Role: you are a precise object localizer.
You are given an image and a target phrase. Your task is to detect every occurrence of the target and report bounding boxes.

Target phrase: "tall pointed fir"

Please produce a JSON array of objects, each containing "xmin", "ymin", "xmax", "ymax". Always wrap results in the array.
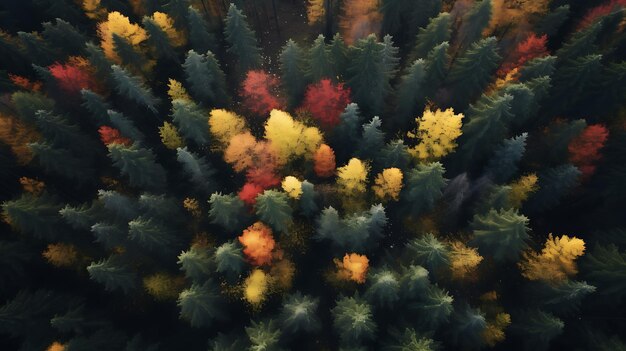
[
  {"xmin": 330, "ymin": 103, "xmax": 362, "ymax": 164},
  {"xmin": 307, "ymin": 34, "xmax": 334, "ymax": 82},
  {"xmin": 209, "ymin": 193, "xmax": 248, "ymax": 232},
  {"xmin": 107, "ymin": 110, "xmax": 145, "ymax": 143},
  {"xmin": 183, "ymin": 49, "xmax": 227, "ymax": 107},
  {"xmin": 394, "ymin": 59, "xmax": 427, "ymax": 130},
  {"xmin": 357, "ymin": 116, "xmax": 385, "ymax": 161},
  {"xmin": 329, "ymin": 33, "xmax": 349, "ymax": 80},
  {"xmin": 526, "ymin": 164, "xmax": 581, "ymax": 212},
  {"xmin": 170, "ymin": 99, "xmax": 210, "ymax": 145},
  {"xmin": 401, "ymin": 162, "xmax": 447, "ymax": 216},
  {"xmin": 255, "ymin": 190, "xmax": 293, "ymax": 233},
  {"xmin": 142, "ymin": 15, "xmax": 178, "ymax": 62},
  {"xmin": 176, "ymin": 147, "xmax": 216, "ymax": 193},
  {"xmin": 423, "ymin": 41, "xmax": 450, "ymax": 95},
  {"xmin": 110, "ymin": 65, "xmax": 159, "ymax": 113},
  {"xmin": 224, "ymin": 4, "xmax": 261, "ymax": 73},
  {"xmin": 348, "ymin": 34, "xmax": 389, "ymax": 116},
  {"xmin": 457, "ymin": 0, "xmax": 492, "ymax": 51},
  {"xmin": 2, "ymin": 193, "xmax": 65, "ymax": 241},
  {"xmin": 112, "ymin": 33, "xmax": 148, "ymax": 75},
  {"xmin": 485, "ymin": 133, "xmax": 528, "ymax": 183},
  {"xmin": 87, "ymin": 255, "xmax": 138, "ymax": 294},
  {"xmin": 411, "ymin": 12, "xmax": 452, "ymax": 60},
  {"xmin": 107, "ymin": 143, "xmax": 167, "ymax": 191},
  {"xmin": 187, "ymin": 6, "xmax": 216, "ymax": 55},
  {"xmin": 178, "ymin": 280, "xmax": 225, "ymax": 328},
  {"xmin": 279, "ymin": 39, "xmax": 307, "ymax": 108},
  {"xmin": 470, "ymin": 208, "xmax": 530, "ymax": 262}
]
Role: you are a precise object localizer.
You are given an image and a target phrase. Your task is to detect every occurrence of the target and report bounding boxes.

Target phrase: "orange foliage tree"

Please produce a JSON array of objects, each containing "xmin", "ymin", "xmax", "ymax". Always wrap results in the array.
[
  {"xmin": 339, "ymin": 0, "xmax": 382, "ymax": 45},
  {"xmin": 334, "ymin": 253, "xmax": 369, "ymax": 283},
  {"xmin": 240, "ymin": 70, "xmax": 285, "ymax": 115},
  {"xmin": 568, "ymin": 124, "xmax": 609, "ymax": 179},
  {"xmin": 499, "ymin": 33, "xmax": 548, "ymax": 76},
  {"xmin": 0, "ymin": 114, "xmax": 41, "ymax": 164},
  {"xmin": 313, "ymin": 144, "xmax": 337, "ymax": 177},
  {"xmin": 238, "ymin": 222, "xmax": 277, "ymax": 266},
  {"xmin": 49, "ymin": 58, "xmax": 97, "ymax": 94},
  {"xmin": 301, "ymin": 79, "xmax": 351, "ymax": 129},
  {"xmin": 98, "ymin": 126, "xmax": 131, "ymax": 146}
]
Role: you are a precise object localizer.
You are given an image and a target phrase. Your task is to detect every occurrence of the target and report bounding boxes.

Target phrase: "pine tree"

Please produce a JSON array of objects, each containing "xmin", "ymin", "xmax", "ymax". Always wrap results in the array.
[
  {"xmin": 2, "ymin": 193, "xmax": 65, "ymax": 240},
  {"xmin": 384, "ymin": 328, "xmax": 438, "ymax": 350},
  {"xmin": 255, "ymin": 190, "xmax": 293, "ymax": 233},
  {"xmin": 401, "ymin": 162, "xmax": 447, "ymax": 216},
  {"xmin": 485, "ymin": 133, "xmax": 528, "ymax": 183},
  {"xmin": 450, "ymin": 305, "xmax": 487, "ymax": 349},
  {"xmin": 97, "ymin": 189, "xmax": 139, "ymax": 222},
  {"xmin": 29, "ymin": 142, "xmax": 94, "ymax": 181},
  {"xmin": 423, "ymin": 41, "xmax": 450, "ymax": 95},
  {"xmin": 11, "ymin": 91, "xmax": 55, "ymax": 125},
  {"xmin": 400, "ymin": 265, "xmax": 431, "ymax": 299},
  {"xmin": 34, "ymin": 110, "xmax": 97, "ymax": 156},
  {"xmin": 299, "ymin": 180, "xmax": 318, "ymax": 217},
  {"xmin": 91, "ymin": 222, "xmax": 128, "ymax": 250},
  {"xmin": 142, "ymin": 16, "xmax": 178, "ymax": 62},
  {"xmin": 348, "ymin": 34, "xmax": 389, "ymax": 115},
  {"xmin": 209, "ymin": 192, "xmax": 249, "ymax": 232},
  {"xmin": 470, "ymin": 208, "xmax": 530, "ymax": 262},
  {"xmin": 183, "ymin": 50, "xmax": 227, "ymax": 106},
  {"xmin": 526, "ymin": 164, "xmax": 581, "ymax": 212},
  {"xmin": 178, "ymin": 280, "xmax": 225, "ymax": 328},
  {"xmin": 214, "ymin": 240, "xmax": 246, "ymax": 281},
  {"xmin": 107, "ymin": 143, "xmax": 167, "ymax": 191},
  {"xmin": 307, "ymin": 34, "xmax": 334, "ymax": 81},
  {"xmin": 458, "ymin": 0, "xmax": 492, "ymax": 50},
  {"xmin": 178, "ymin": 247, "xmax": 212, "ymax": 282},
  {"xmin": 224, "ymin": 3, "xmax": 261, "ymax": 72},
  {"xmin": 518, "ymin": 56, "xmax": 556, "ymax": 82},
  {"xmin": 279, "ymin": 39, "xmax": 307, "ymax": 107},
  {"xmin": 0, "ymin": 290, "xmax": 66, "ymax": 340},
  {"xmin": 110, "ymin": 65, "xmax": 159, "ymax": 113},
  {"xmin": 412, "ymin": 12, "xmax": 451, "ymax": 60},
  {"xmin": 377, "ymin": 140, "xmax": 411, "ymax": 171},
  {"xmin": 408, "ymin": 0, "xmax": 442, "ymax": 31},
  {"xmin": 170, "ymin": 99, "xmax": 210, "ymax": 145},
  {"xmin": 176, "ymin": 147, "xmax": 216, "ymax": 193},
  {"xmin": 394, "ymin": 59, "xmax": 427, "ymax": 130},
  {"xmin": 164, "ymin": 0, "xmax": 190, "ymax": 29},
  {"xmin": 583, "ymin": 244, "xmax": 626, "ymax": 302},
  {"xmin": 330, "ymin": 103, "xmax": 362, "ymax": 163},
  {"xmin": 414, "ymin": 284, "xmax": 454, "ymax": 328},
  {"xmin": 246, "ymin": 319, "xmax": 283, "ymax": 350},
  {"xmin": 552, "ymin": 54, "xmax": 603, "ymax": 112},
  {"xmin": 107, "ymin": 109, "xmax": 145, "ymax": 144},
  {"xmin": 280, "ymin": 292, "xmax": 320, "ymax": 334},
  {"xmin": 329, "ymin": 33, "xmax": 349, "ymax": 80},
  {"xmin": 85, "ymin": 42, "xmax": 113, "ymax": 86},
  {"xmin": 366, "ymin": 268, "xmax": 400, "ymax": 307},
  {"xmin": 331, "ymin": 295, "xmax": 377, "ymax": 343},
  {"xmin": 41, "ymin": 19, "xmax": 86, "ymax": 56},
  {"xmin": 112, "ymin": 34, "xmax": 148, "ymax": 75},
  {"xmin": 536, "ymin": 5, "xmax": 570, "ymax": 37},
  {"xmin": 128, "ymin": 216, "xmax": 179, "ymax": 254},
  {"xmin": 17, "ymin": 31, "xmax": 55, "ymax": 66},
  {"xmin": 538, "ymin": 280, "xmax": 596, "ymax": 314},
  {"xmin": 381, "ymin": 34, "xmax": 400, "ymax": 81},
  {"xmin": 357, "ymin": 116, "xmax": 385, "ymax": 161},
  {"xmin": 87, "ymin": 255, "xmax": 138, "ymax": 294},
  {"xmin": 187, "ymin": 6, "xmax": 216, "ymax": 55},
  {"xmin": 81, "ymin": 89, "xmax": 111, "ymax": 126},
  {"xmin": 447, "ymin": 37, "xmax": 501, "ymax": 108},
  {"xmin": 513, "ymin": 310, "xmax": 563, "ymax": 351},
  {"xmin": 406, "ymin": 233, "xmax": 450, "ymax": 273},
  {"xmin": 555, "ymin": 21, "xmax": 600, "ymax": 63}
]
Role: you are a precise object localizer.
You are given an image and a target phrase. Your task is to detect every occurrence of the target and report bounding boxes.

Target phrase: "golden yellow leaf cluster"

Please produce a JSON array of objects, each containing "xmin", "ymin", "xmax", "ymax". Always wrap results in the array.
[
  {"xmin": 282, "ymin": 176, "xmax": 303, "ymax": 199},
  {"xmin": 408, "ymin": 107, "xmax": 464, "ymax": 161},
  {"xmin": 167, "ymin": 79, "xmax": 191, "ymax": 101},
  {"xmin": 372, "ymin": 167, "xmax": 403, "ymax": 201},
  {"xmin": 508, "ymin": 173, "xmax": 538, "ymax": 208},
  {"xmin": 264, "ymin": 110, "xmax": 323, "ymax": 164},
  {"xmin": 208, "ymin": 109, "xmax": 248, "ymax": 146},
  {"xmin": 159, "ymin": 122, "xmax": 184, "ymax": 149},
  {"xmin": 520, "ymin": 234, "xmax": 586, "ymax": 283},
  {"xmin": 337, "ymin": 158, "xmax": 369, "ymax": 196},
  {"xmin": 449, "ymin": 241, "xmax": 483, "ymax": 280},
  {"xmin": 97, "ymin": 11, "xmax": 147, "ymax": 62}
]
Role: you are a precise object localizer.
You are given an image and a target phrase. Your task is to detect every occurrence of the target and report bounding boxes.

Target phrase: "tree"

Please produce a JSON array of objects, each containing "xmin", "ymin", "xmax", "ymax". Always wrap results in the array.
[
  {"xmin": 246, "ymin": 319, "xmax": 282, "ymax": 350},
  {"xmin": 142, "ymin": 15, "xmax": 178, "ymax": 62},
  {"xmin": 41, "ymin": 18, "xmax": 86, "ymax": 56},
  {"xmin": 81, "ymin": 89, "xmax": 111, "ymax": 126},
  {"xmin": 307, "ymin": 35, "xmax": 333, "ymax": 81},
  {"xmin": 449, "ymin": 305, "xmax": 487, "ymax": 349},
  {"xmin": 48, "ymin": 60, "xmax": 96, "ymax": 95},
  {"xmin": 384, "ymin": 328, "xmax": 439, "ymax": 351},
  {"xmin": 537, "ymin": 280, "xmax": 596, "ymax": 314},
  {"xmin": 208, "ymin": 109, "xmax": 248, "ymax": 147},
  {"xmin": 187, "ymin": 6, "xmax": 216, "ymax": 54},
  {"xmin": 377, "ymin": 140, "xmax": 411, "ymax": 171},
  {"xmin": 241, "ymin": 70, "xmax": 285, "ymax": 115},
  {"xmin": 279, "ymin": 39, "xmax": 307, "ymax": 107},
  {"xmin": 107, "ymin": 143, "xmax": 167, "ymax": 191},
  {"xmin": 457, "ymin": 0, "xmax": 492, "ymax": 50},
  {"xmin": 414, "ymin": 284, "xmax": 454, "ymax": 328},
  {"xmin": 394, "ymin": 59, "xmax": 427, "ymax": 130},
  {"xmin": 332, "ymin": 295, "xmax": 377, "ymax": 343},
  {"xmin": 329, "ymin": 33, "xmax": 349, "ymax": 79},
  {"xmin": 176, "ymin": 147, "xmax": 216, "ymax": 193},
  {"xmin": 255, "ymin": 190, "xmax": 293, "ymax": 233},
  {"xmin": 518, "ymin": 56, "xmax": 556, "ymax": 82},
  {"xmin": 2, "ymin": 193, "xmax": 64, "ymax": 240},
  {"xmin": 449, "ymin": 241, "xmax": 483, "ymax": 280},
  {"xmin": 302, "ymin": 79, "xmax": 351, "ymax": 129},
  {"xmin": 423, "ymin": 41, "xmax": 450, "ymax": 93},
  {"xmin": 178, "ymin": 280, "xmax": 225, "ymax": 328},
  {"xmin": 29, "ymin": 142, "xmax": 94, "ymax": 182},
  {"xmin": 183, "ymin": 50, "xmax": 227, "ymax": 106},
  {"xmin": 583, "ymin": 244, "xmax": 626, "ymax": 302},
  {"xmin": 526, "ymin": 164, "xmax": 581, "ymax": 212},
  {"xmin": 372, "ymin": 168, "xmax": 403, "ymax": 201},
  {"xmin": 282, "ymin": 176, "xmax": 303, "ymax": 199},
  {"xmin": 447, "ymin": 37, "xmax": 501, "ymax": 108},
  {"xmin": 499, "ymin": 33, "xmax": 548, "ymax": 76},
  {"xmin": 111, "ymin": 65, "xmax": 159, "ymax": 113},
  {"xmin": 357, "ymin": 116, "xmax": 385, "ymax": 161},
  {"xmin": 280, "ymin": 292, "xmax": 320, "ymax": 334},
  {"xmin": 128, "ymin": 216, "xmax": 178, "ymax": 255},
  {"xmin": 568, "ymin": 124, "xmax": 609, "ymax": 179},
  {"xmin": 11, "ymin": 91, "xmax": 54, "ymax": 125},
  {"xmin": 159, "ymin": 122, "xmax": 184, "ymax": 149},
  {"xmin": 107, "ymin": 110, "xmax": 145, "ymax": 144},
  {"xmin": 337, "ymin": 158, "xmax": 369, "ymax": 197},
  {"xmin": 238, "ymin": 222, "xmax": 276, "ymax": 266},
  {"xmin": 513, "ymin": 310, "xmax": 563, "ymax": 351},
  {"xmin": 209, "ymin": 193, "xmax": 248, "ymax": 232},
  {"xmin": 407, "ymin": 107, "xmax": 464, "ymax": 161},
  {"xmin": 401, "ymin": 162, "xmax": 447, "ymax": 216},
  {"xmin": 552, "ymin": 54, "xmax": 603, "ymax": 112},
  {"xmin": 329, "ymin": 103, "xmax": 362, "ymax": 163},
  {"xmin": 313, "ymin": 144, "xmax": 336, "ymax": 177},
  {"xmin": 177, "ymin": 247, "xmax": 212, "ymax": 282},
  {"xmin": 87, "ymin": 255, "xmax": 138, "ymax": 294},
  {"xmin": 348, "ymin": 34, "xmax": 389, "ymax": 115},
  {"xmin": 412, "ymin": 12, "xmax": 451, "ymax": 60},
  {"xmin": 406, "ymin": 233, "xmax": 450, "ymax": 273},
  {"xmin": 520, "ymin": 234, "xmax": 585, "ymax": 283},
  {"xmin": 224, "ymin": 4, "xmax": 261, "ymax": 72},
  {"xmin": 264, "ymin": 109, "xmax": 322, "ymax": 164},
  {"xmin": 470, "ymin": 208, "xmax": 530, "ymax": 262},
  {"xmin": 366, "ymin": 267, "xmax": 400, "ymax": 307},
  {"xmin": 97, "ymin": 11, "xmax": 147, "ymax": 62},
  {"xmin": 171, "ymin": 99, "xmax": 210, "ymax": 145},
  {"xmin": 307, "ymin": 0, "xmax": 325, "ymax": 25},
  {"xmin": 317, "ymin": 205, "xmax": 387, "ymax": 252},
  {"xmin": 485, "ymin": 133, "xmax": 528, "ymax": 183},
  {"xmin": 214, "ymin": 240, "xmax": 246, "ymax": 281},
  {"xmin": 536, "ymin": 5, "xmax": 570, "ymax": 37},
  {"xmin": 299, "ymin": 180, "xmax": 319, "ymax": 217}
]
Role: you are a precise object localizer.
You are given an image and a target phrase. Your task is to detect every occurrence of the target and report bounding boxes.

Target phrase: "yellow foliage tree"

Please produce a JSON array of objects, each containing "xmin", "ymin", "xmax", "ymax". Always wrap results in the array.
[
  {"xmin": 143, "ymin": 273, "xmax": 185, "ymax": 301},
  {"xmin": 282, "ymin": 176, "xmax": 303, "ymax": 199},
  {"xmin": 151, "ymin": 12, "xmax": 186, "ymax": 47},
  {"xmin": 208, "ymin": 109, "xmax": 248, "ymax": 147},
  {"xmin": 372, "ymin": 167, "xmax": 403, "ymax": 201},
  {"xmin": 482, "ymin": 313, "xmax": 512, "ymax": 347},
  {"xmin": 223, "ymin": 132, "xmax": 259, "ymax": 172},
  {"xmin": 508, "ymin": 173, "xmax": 538, "ymax": 208},
  {"xmin": 336, "ymin": 158, "xmax": 369, "ymax": 196},
  {"xmin": 269, "ymin": 258, "xmax": 296, "ymax": 290},
  {"xmin": 520, "ymin": 234, "xmax": 586, "ymax": 283},
  {"xmin": 489, "ymin": 0, "xmax": 550, "ymax": 33},
  {"xmin": 244, "ymin": 269, "xmax": 270, "ymax": 307},
  {"xmin": 307, "ymin": 0, "xmax": 325, "ymax": 25},
  {"xmin": 159, "ymin": 121, "xmax": 184, "ymax": 149},
  {"xmin": 167, "ymin": 79, "xmax": 191, "ymax": 101},
  {"xmin": 81, "ymin": 0, "xmax": 106, "ymax": 20},
  {"xmin": 42, "ymin": 243, "xmax": 79, "ymax": 268},
  {"xmin": 46, "ymin": 341, "xmax": 66, "ymax": 351},
  {"xmin": 407, "ymin": 107, "xmax": 464, "ymax": 161},
  {"xmin": 183, "ymin": 197, "xmax": 201, "ymax": 217},
  {"xmin": 449, "ymin": 241, "xmax": 483, "ymax": 280},
  {"xmin": 97, "ymin": 11, "xmax": 147, "ymax": 62},
  {"xmin": 264, "ymin": 109, "xmax": 323, "ymax": 165},
  {"xmin": 0, "ymin": 113, "xmax": 41, "ymax": 165}
]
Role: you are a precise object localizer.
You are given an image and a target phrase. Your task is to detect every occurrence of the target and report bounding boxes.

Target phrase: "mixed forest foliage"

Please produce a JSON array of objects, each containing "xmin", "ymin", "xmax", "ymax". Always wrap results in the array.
[{"xmin": 1, "ymin": 0, "xmax": 626, "ymax": 350}]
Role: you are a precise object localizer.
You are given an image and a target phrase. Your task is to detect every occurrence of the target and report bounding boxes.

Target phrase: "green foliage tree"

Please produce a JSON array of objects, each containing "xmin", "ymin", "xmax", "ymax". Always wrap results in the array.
[
  {"xmin": 536, "ymin": 5, "xmax": 570, "ymax": 37},
  {"xmin": 330, "ymin": 103, "xmax": 362, "ymax": 163},
  {"xmin": 513, "ymin": 310, "xmax": 564, "ymax": 351},
  {"xmin": 307, "ymin": 34, "xmax": 333, "ymax": 81},
  {"xmin": 411, "ymin": 12, "xmax": 451, "ymax": 60},
  {"xmin": 583, "ymin": 244, "xmax": 626, "ymax": 302},
  {"xmin": 518, "ymin": 56, "xmax": 556, "ymax": 82},
  {"xmin": 178, "ymin": 280, "xmax": 225, "ymax": 328},
  {"xmin": 107, "ymin": 143, "xmax": 167, "ymax": 191},
  {"xmin": 112, "ymin": 33, "xmax": 147, "ymax": 75},
  {"xmin": 208, "ymin": 192, "xmax": 249, "ymax": 232},
  {"xmin": 29, "ymin": 141, "xmax": 94, "ymax": 181},
  {"xmin": 87, "ymin": 255, "xmax": 138, "ymax": 294},
  {"xmin": 348, "ymin": 34, "xmax": 389, "ymax": 115},
  {"xmin": 299, "ymin": 180, "xmax": 318, "ymax": 218},
  {"xmin": 91, "ymin": 222, "xmax": 127, "ymax": 250},
  {"xmin": 526, "ymin": 164, "xmax": 581, "ymax": 212},
  {"xmin": 316, "ymin": 204, "xmax": 387, "ymax": 252},
  {"xmin": 187, "ymin": 6, "xmax": 216, "ymax": 55},
  {"xmin": 81, "ymin": 89, "xmax": 112, "ymax": 126},
  {"xmin": 178, "ymin": 246, "xmax": 212, "ymax": 282},
  {"xmin": 406, "ymin": 233, "xmax": 450, "ymax": 273},
  {"xmin": 414, "ymin": 284, "xmax": 454, "ymax": 329},
  {"xmin": 224, "ymin": 3, "xmax": 261, "ymax": 72},
  {"xmin": 357, "ymin": 116, "xmax": 385, "ymax": 161},
  {"xmin": 107, "ymin": 109, "xmax": 145, "ymax": 143},
  {"xmin": 171, "ymin": 99, "xmax": 210, "ymax": 144},
  {"xmin": 485, "ymin": 133, "xmax": 528, "ymax": 183},
  {"xmin": 332, "ymin": 295, "xmax": 377, "ymax": 344},
  {"xmin": 183, "ymin": 49, "xmax": 227, "ymax": 106},
  {"xmin": 401, "ymin": 162, "xmax": 447, "ymax": 216},
  {"xmin": 1, "ymin": 193, "xmax": 64, "ymax": 240},
  {"xmin": 279, "ymin": 292, "xmax": 321, "ymax": 334},
  {"xmin": 423, "ymin": 41, "xmax": 450, "ymax": 94},
  {"xmin": 11, "ymin": 91, "xmax": 55, "ymax": 124},
  {"xmin": 128, "ymin": 216, "xmax": 178, "ymax": 255},
  {"xmin": 142, "ymin": 16, "xmax": 178, "ymax": 62},
  {"xmin": 450, "ymin": 306, "xmax": 487, "ymax": 349},
  {"xmin": 329, "ymin": 33, "xmax": 349, "ymax": 80},
  {"xmin": 214, "ymin": 240, "xmax": 246, "ymax": 281},
  {"xmin": 365, "ymin": 267, "xmax": 400, "ymax": 307},
  {"xmin": 255, "ymin": 190, "xmax": 293, "ymax": 233},
  {"xmin": 111, "ymin": 65, "xmax": 159, "ymax": 113},
  {"xmin": 246, "ymin": 319, "xmax": 283, "ymax": 350},
  {"xmin": 470, "ymin": 208, "xmax": 530, "ymax": 262},
  {"xmin": 41, "ymin": 19, "xmax": 85, "ymax": 56},
  {"xmin": 394, "ymin": 59, "xmax": 426, "ymax": 130},
  {"xmin": 458, "ymin": 0, "xmax": 492, "ymax": 50},
  {"xmin": 280, "ymin": 39, "xmax": 307, "ymax": 107},
  {"xmin": 176, "ymin": 147, "xmax": 216, "ymax": 193}
]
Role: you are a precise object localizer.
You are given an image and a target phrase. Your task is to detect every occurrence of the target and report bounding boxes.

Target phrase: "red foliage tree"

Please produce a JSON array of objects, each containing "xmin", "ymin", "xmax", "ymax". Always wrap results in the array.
[
  {"xmin": 301, "ymin": 79, "xmax": 351, "ymax": 129},
  {"xmin": 49, "ymin": 59, "xmax": 96, "ymax": 94},
  {"xmin": 568, "ymin": 124, "xmax": 609, "ymax": 179},
  {"xmin": 578, "ymin": 0, "xmax": 626, "ymax": 30},
  {"xmin": 241, "ymin": 70, "xmax": 285, "ymax": 116},
  {"xmin": 239, "ymin": 182, "xmax": 264, "ymax": 206},
  {"xmin": 313, "ymin": 143, "xmax": 336, "ymax": 177},
  {"xmin": 499, "ymin": 33, "xmax": 548, "ymax": 77},
  {"xmin": 98, "ymin": 126, "xmax": 131, "ymax": 146}
]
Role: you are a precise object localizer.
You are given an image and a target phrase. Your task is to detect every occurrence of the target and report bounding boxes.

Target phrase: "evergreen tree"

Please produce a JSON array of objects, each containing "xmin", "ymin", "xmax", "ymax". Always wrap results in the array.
[
  {"xmin": 583, "ymin": 244, "xmax": 626, "ymax": 302},
  {"xmin": 87, "ymin": 255, "xmax": 138, "ymax": 294},
  {"xmin": 538, "ymin": 280, "xmax": 596, "ymax": 314},
  {"xmin": 555, "ymin": 21, "xmax": 600, "ymax": 63},
  {"xmin": 423, "ymin": 41, "xmax": 450, "ymax": 94},
  {"xmin": 513, "ymin": 310, "xmax": 563, "ymax": 351},
  {"xmin": 98, "ymin": 189, "xmax": 139, "ymax": 223},
  {"xmin": 365, "ymin": 268, "xmax": 400, "ymax": 308},
  {"xmin": 408, "ymin": 0, "xmax": 442, "ymax": 30},
  {"xmin": 406, "ymin": 233, "xmax": 450, "ymax": 273},
  {"xmin": 518, "ymin": 56, "xmax": 557, "ymax": 82},
  {"xmin": 42, "ymin": 19, "xmax": 85, "ymax": 55},
  {"xmin": 85, "ymin": 42, "xmax": 114, "ymax": 86},
  {"xmin": 187, "ymin": 6, "xmax": 216, "ymax": 55},
  {"xmin": 470, "ymin": 208, "xmax": 530, "ymax": 262},
  {"xmin": 178, "ymin": 247, "xmax": 212, "ymax": 282},
  {"xmin": 1, "ymin": 193, "xmax": 65, "ymax": 240},
  {"xmin": 384, "ymin": 328, "xmax": 438, "ymax": 351},
  {"xmin": 485, "ymin": 133, "xmax": 528, "ymax": 183},
  {"xmin": 401, "ymin": 162, "xmax": 447, "ymax": 216},
  {"xmin": 299, "ymin": 180, "xmax": 318, "ymax": 218},
  {"xmin": 280, "ymin": 292, "xmax": 320, "ymax": 334},
  {"xmin": 214, "ymin": 240, "xmax": 246, "ymax": 281},
  {"xmin": 11, "ymin": 91, "xmax": 55, "ymax": 124},
  {"xmin": 128, "ymin": 216, "xmax": 178, "ymax": 255},
  {"xmin": 81, "ymin": 89, "xmax": 112, "ymax": 126},
  {"xmin": 307, "ymin": 34, "xmax": 334, "ymax": 82},
  {"xmin": 91, "ymin": 222, "xmax": 128, "ymax": 250},
  {"xmin": 552, "ymin": 54, "xmax": 603, "ymax": 112},
  {"xmin": 414, "ymin": 284, "xmax": 454, "ymax": 329},
  {"xmin": 457, "ymin": 0, "xmax": 492, "ymax": 50},
  {"xmin": 107, "ymin": 109, "xmax": 145, "ymax": 143},
  {"xmin": 0, "ymin": 290, "xmax": 66, "ymax": 340},
  {"xmin": 178, "ymin": 280, "xmax": 225, "ymax": 328},
  {"xmin": 348, "ymin": 34, "xmax": 389, "ymax": 115},
  {"xmin": 34, "ymin": 110, "xmax": 97, "ymax": 155},
  {"xmin": 107, "ymin": 143, "xmax": 167, "ymax": 191},
  {"xmin": 112, "ymin": 34, "xmax": 147, "ymax": 75},
  {"xmin": 394, "ymin": 59, "xmax": 427, "ymax": 130},
  {"xmin": 183, "ymin": 49, "xmax": 227, "ymax": 106},
  {"xmin": 164, "ymin": 0, "xmax": 190, "ymax": 29},
  {"xmin": 29, "ymin": 142, "xmax": 94, "ymax": 181},
  {"xmin": 381, "ymin": 34, "xmax": 400, "ymax": 80},
  {"xmin": 279, "ymin": 39, "xmax": 307, "ymax": 107},
  {"xmin": 536, "ymin": 5, "xmax": 570, "ymax": 37},
  {"xmin": 142, "ymin": 16, "xmax": 178, "ymax": 62},
  {"xmin": 411, "ymin": 12, "xmax": 451, "ymax": 60},
  {"xmin": 176, "ymin": 147, "xmax": 216, "ymax": 193},
  {"xmin": 329, "ymin": 33, "xmax": 349, "ymax": 80},
  {"xmin": 526, "ymin": 164, "xmax": 581, "ymax": 212},
  {"xmin": 111, "ymin": 65, "xmax": 159, "ymax": 113},
  {"xmin": 376, "ymin": 140, "xmax": 411, "ymax": 171},
  {"xmin": 170, "ymin": 99, "xmax": 210, "ymax": 145},
  {"xmin": 449, "ymin": 305, "xmax": 487, "ymax": 349},
  {"xmin": 224, "ymin": 3, "xmax": 261, "ymax": 72},
  {"xmin": 332, "ymin": 295, "xmax": 377, "ymax": 344},
  {"xmin": 17, "ymin": 31, "xmax": 55, "ymax": 66},
  {"xmin": 255, "ymin": 190, "xmax": 293, "ymax": 233},
  {"xmin": 208, "ymin": 192, "xmax": 249, "ymax": 232},
  {"xmin": 357, "ymin": 116, "xmax": 385, "ymax": 161},
  {"xmin": 246, "ymin": 319, "xmax": 282, "ymax": 350},
  {"xmin": 501, "ymin": 83, "xmax": 538, "ymax": 128},
  {"xmin": 330, "ymin": 103, "xmax": 362, "ymax": 163},
  {"xmin": 400, "ymin": 265, "xmax": 431, "ymax": 299}
]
